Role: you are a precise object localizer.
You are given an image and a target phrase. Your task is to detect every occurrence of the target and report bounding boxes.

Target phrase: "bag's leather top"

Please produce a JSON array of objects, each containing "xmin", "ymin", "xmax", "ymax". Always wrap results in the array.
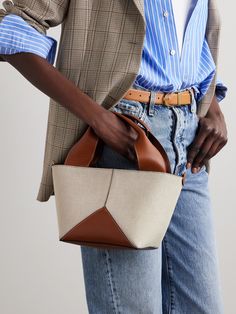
[{"xmin": 64, "ymin": 112, "xmax": 171, "ymax": 173}]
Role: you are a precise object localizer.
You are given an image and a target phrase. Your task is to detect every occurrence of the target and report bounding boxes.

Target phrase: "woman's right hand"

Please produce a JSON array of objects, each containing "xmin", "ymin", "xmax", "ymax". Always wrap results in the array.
[{"xmin": 92, "ymin": 110, "xmax": 139, "ymax": 162}]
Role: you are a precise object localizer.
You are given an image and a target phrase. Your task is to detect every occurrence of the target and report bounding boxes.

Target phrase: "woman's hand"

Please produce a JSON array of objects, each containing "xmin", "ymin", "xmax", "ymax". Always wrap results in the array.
[
  {"xmin": 92, "ymin": 110, "xmax": 139, "ymax": 162},
  {"xmin": 187, "ymin": 95, "xmax": 228, "ymax": 173}
]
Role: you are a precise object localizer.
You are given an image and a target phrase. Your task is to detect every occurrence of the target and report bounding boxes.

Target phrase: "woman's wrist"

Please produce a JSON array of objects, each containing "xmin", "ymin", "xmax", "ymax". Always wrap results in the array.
[{"xmin": 206, "ymin": 95, "xmax": 223, "ymax": 118}]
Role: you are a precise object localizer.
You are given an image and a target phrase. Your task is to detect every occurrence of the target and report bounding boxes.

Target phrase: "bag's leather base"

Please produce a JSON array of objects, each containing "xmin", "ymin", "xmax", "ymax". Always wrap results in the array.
[
  {"xmin": 60, "ymin": 206, "xmax": 135, "ymax": 248},
  {"xmin": 59, "ymin": 206, "xmax": 159, "ymax": 250}
]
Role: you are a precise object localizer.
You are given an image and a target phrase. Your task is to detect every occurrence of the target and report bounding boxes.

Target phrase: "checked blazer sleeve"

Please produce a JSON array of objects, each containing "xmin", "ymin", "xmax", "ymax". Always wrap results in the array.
[{"xmin": 0, "ymin": 0, "xmax": 70, "ymax": 63}]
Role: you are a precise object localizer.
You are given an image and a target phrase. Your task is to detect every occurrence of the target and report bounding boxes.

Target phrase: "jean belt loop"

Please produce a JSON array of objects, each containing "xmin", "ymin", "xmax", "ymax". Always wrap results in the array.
[
  {"xmin": 187, "ymin": 87, "xmax": 196, "ymax": 113},
  {"xmin": 148, "ymin": 90, "xmax": 156, "ymax": 116}
]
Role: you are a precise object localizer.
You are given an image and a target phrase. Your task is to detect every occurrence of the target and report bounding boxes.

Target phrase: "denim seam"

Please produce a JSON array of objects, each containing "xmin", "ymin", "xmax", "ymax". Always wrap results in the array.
[
  {"xmin": 141, "ymin": 111, "xmax": 149, "ymax": 124},
  {"xmin": 139, "ymin": 106, "xmax": 152, "ymax": 129},
  {"xmin": 163, "ymin": 237, "xmax": 176, "ymax": 313},
  {"xmin": 169, "ymin": 107, "xmax": 180, "ymax": 175},
  {"xmin": 104, "ymin": 250, "xmax": 122, "ymax": 314}
]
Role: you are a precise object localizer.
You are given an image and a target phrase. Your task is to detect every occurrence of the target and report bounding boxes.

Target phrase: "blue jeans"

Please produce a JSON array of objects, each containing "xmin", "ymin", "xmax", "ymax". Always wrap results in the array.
[{"xmin": 80, "ymin": 85, "xmax": 224, "ymax": 314}]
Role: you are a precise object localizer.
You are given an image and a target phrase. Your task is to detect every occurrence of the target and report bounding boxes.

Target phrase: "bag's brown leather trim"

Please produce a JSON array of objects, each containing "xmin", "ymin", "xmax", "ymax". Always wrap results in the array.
[
  {"xmin": 64, "ymin": 112, "xmax": 171, "ymax": 173},
  {"xmin": 60, "ymin": 206, "xmax": 135, "ymax": 248}
]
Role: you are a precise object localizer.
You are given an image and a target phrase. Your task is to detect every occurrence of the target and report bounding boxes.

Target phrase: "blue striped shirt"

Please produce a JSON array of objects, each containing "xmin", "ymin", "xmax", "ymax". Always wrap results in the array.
[
  {"xmin": 0, "ymin": 14, "xmax": 57, "ymax": 65},
  {"xmin": 0, "ymin": 4, "xmax": 227, "ymax": 103},
  {"xmin": 133, "ymin": 0, "xmax": 227, "ymax": 102}
]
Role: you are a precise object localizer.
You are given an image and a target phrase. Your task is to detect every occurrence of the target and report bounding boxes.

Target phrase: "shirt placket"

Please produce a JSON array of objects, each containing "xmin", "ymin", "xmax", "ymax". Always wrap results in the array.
[{"xmin": 161, "ymin": 0, "xmax": 182, "ymax": 91}]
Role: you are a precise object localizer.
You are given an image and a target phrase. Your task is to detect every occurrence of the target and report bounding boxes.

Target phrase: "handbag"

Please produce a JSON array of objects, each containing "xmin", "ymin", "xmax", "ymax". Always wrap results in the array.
[{"xmin": 52, "ymin": 112, "xmax": 185, "ymax": 250}]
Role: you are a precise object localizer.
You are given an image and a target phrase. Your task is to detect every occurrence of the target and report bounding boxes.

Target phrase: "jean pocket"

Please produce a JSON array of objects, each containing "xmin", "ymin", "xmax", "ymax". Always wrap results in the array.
[
  {"xmin": 110, "ymin": 99, "xmax": 151, "ymax": 129},
  {"xmin": 111, "ymin": 99, "xmax": 142, "ymax": 115}
]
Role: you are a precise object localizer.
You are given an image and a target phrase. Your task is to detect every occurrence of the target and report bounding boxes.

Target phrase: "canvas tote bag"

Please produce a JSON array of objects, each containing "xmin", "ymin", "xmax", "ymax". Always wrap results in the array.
[{"xmin": 52, "ymin": 112, "xmax": 185, "ymax": 250}]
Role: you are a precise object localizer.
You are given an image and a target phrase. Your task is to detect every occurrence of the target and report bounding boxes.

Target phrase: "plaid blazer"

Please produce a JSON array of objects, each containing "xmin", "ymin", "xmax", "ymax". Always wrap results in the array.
[{"xmin": 0, "ymin": 0, "xmax": 222, "ymax": 202}]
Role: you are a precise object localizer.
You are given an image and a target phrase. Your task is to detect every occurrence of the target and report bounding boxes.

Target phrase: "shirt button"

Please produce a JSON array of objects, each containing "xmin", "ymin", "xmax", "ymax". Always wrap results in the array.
[
  {"xmin": 163, "ymin": 10, "xmax": 169, "ymax": 17},
  {"xmin": 170, "ymin": 49, "xmax": 176, "ymax": 56}
]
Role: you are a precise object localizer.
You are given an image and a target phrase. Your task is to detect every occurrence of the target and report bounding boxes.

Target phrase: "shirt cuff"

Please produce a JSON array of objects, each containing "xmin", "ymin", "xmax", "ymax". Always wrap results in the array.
[
  {"xmin": 0, "ymin": 14, "xmax": 57, "ymax": 65},
  {"xmin": 215, "ymin": 77, "xmax": 228, "ymax": 103}
]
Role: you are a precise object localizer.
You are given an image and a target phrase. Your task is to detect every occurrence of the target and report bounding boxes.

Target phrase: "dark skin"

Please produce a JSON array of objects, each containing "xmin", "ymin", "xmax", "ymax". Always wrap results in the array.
[
  {"xmin": 0, "ymin": 53, "xmax": 227, "ymax": 170},
  {"xmin": 187, "ymin": 95, "xmax": 228, "ymax": 173}
]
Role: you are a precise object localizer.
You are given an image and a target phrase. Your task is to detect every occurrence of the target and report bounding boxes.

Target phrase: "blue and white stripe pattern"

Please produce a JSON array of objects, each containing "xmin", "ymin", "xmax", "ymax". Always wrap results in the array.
[
  {"xmin": 0, "ymin": 14, "xmax": 57, "ymax": 65},
  {"xmin": 133, "ymin": 0, "xmax": 227, "ymax": 102}
]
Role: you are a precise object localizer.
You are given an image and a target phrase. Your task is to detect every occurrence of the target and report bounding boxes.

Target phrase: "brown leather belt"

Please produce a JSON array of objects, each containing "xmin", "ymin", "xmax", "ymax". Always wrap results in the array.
[{"xmin": 123, "ymin": 88, "xmax": 194, "ymax": 106}]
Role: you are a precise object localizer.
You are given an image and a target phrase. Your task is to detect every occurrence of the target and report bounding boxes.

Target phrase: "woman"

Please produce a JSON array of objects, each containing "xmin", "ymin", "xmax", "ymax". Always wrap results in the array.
[{"xmin": 0, "ymin": 0, "xmax": 227, "ymax": 312}]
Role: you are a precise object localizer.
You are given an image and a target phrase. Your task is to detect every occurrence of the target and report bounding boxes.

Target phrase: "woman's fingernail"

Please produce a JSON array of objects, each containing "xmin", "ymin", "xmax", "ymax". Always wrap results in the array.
[
  {"xmin": 192, "ymin": 167, "xmax": 198, "ymax": 173},
  {"xmin": 186, "ymin": 162, "xmax": 191, "ymax": 169}
]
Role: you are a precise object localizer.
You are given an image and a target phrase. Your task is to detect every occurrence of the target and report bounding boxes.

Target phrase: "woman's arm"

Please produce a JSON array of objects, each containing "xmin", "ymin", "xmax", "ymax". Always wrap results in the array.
[
  {"xmin": 1, "ymin": 52, "xmax": 138, "ymax": 161},
  {"xmin": 1, "ymin": 52, "xmax": 106, "ymax": 127},
  {"xmin": 0, "ymin": 0, "xmax": 138, "ymax": 161}
]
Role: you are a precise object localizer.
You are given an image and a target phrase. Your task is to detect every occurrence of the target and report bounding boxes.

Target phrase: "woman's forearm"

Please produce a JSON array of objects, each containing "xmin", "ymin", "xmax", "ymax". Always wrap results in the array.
[
  {"xmin": 0, "ymin": 52, "xmax": 106, "ymax": 128},
  {"xmin": 1, "ymin": 52, "xmax": 140, "ymax": 160}
]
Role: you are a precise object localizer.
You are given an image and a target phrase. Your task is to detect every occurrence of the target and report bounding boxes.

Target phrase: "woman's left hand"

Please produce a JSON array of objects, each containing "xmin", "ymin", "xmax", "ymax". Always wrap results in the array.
[{"xmin": 186, "ymin": 95, "xmax": 228, "ymax": 173}]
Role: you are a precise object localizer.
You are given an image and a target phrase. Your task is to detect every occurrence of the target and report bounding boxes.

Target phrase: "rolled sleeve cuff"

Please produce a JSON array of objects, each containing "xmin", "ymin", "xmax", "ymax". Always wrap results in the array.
[
  {"xmin": 0, "ymin": 14, "xmax": 57, "ymax": 65},
  {"xmin": 215, "ymin": 77, "xmax": 228, "ymax": 103}
]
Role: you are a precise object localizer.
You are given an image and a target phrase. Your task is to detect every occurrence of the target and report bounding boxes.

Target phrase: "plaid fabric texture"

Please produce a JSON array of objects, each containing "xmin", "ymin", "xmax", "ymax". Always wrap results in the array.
[{"xmin": 0, "ymin": 0, "xmax": 222, "ymax": 202}]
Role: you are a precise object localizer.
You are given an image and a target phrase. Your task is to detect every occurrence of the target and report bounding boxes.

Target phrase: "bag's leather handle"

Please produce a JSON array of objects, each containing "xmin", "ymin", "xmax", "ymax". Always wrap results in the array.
[{"xmin": 64, "ymin": 112, "xmax": 171, "ymax": 173}]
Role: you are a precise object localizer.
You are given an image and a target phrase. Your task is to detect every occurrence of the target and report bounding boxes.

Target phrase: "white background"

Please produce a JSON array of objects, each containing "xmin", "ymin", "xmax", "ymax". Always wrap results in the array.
[{"xmin": 0, "ymin": 1, "xmax": 235, "ymax": 313}]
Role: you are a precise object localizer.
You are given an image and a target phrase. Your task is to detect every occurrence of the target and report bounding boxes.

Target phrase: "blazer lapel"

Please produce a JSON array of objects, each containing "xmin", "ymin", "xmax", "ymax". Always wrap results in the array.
[
  {"xmin": 197, "ymin": 0, "xmax": 221, "ymax": 117},
  {"xmin": 205, "ymin": 0, "xmax": 221, "ymax": 63},
  {"xmin": 132, "ymin": 0, "xmax": 145, "ymax": 25}
]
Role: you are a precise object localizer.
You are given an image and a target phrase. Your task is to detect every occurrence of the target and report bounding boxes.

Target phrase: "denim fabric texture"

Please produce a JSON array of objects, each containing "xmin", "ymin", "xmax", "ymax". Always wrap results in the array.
[{"xmin": 80, "ymin": 84, "xmax": 224, "ymax": 314}]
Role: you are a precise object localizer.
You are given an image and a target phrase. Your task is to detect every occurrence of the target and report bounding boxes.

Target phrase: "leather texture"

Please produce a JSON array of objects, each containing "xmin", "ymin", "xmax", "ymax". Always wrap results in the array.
[
  {"xmin": 60, "ymin": 206, "xmax": 134, "ymax": 248},
  {"xmin": 123, "ymin": 88, "xmax": 193, "ymax": 105},
  {"xmin": 52, "ymin": 113, "xmax": 183, "ymax": 249},
  {"xmin": 64, "ymin": 112, "xmax": 172, "ymax": 173}
]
